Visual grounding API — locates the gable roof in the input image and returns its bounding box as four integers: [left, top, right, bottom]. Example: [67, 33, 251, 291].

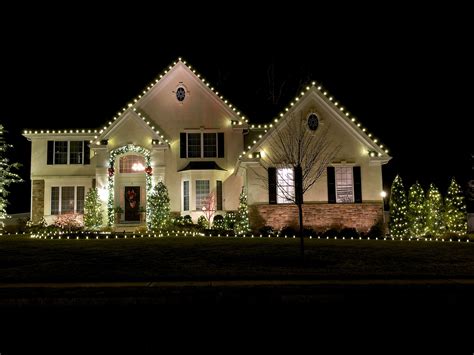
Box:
[93, 58, 250, 146]
[241, 83, 391, 164]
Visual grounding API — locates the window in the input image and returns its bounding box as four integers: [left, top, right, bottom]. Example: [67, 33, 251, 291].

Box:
[176, 87, 186, 102]
[54, 141, 68, 164]
[181, 133, 224, 158]
[183, 181, 189, 211]
[195, 180, 210, 210]
[69, 141, 83, 164]
[335, 167, 354, 203]
[119, 155, 145, 173]
[50, 186, 85, 215]
[277, 168, 294, 204]
[216, 180, 222, 210]
[203, 133, 217, 157]
[48, 140, 89, 165]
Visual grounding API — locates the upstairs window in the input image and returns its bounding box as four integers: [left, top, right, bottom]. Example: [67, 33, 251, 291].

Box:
[54, 141, 68, 164]
[47, 141, 90, 165]
[180, 132, 224, 158]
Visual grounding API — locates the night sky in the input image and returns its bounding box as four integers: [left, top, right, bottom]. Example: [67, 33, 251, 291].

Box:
[1, 6, 472, 213]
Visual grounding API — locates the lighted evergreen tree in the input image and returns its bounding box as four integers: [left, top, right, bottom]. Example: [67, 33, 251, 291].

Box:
[388, 175, 409, 238]
[0, 124, 22, 231]
[148, 181, 170, 230]
[407, 182, 425, 237]
[235, 190, 250, 235]
[444, 177, 467, 235]
[424, 183, 444, 237]
[83, 188, 103, 230]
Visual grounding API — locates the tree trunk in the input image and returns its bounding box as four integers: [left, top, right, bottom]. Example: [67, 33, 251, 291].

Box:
[298, 202, 304, 263]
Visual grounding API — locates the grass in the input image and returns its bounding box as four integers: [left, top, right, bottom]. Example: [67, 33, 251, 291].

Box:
[1, 235, 474, 282]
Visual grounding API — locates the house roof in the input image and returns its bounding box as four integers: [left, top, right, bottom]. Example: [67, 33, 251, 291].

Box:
[178, 161, 226, 172]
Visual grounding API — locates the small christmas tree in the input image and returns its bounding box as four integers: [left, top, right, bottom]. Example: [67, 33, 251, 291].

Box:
[84, 188, 103, 230]
[0, 124, 22, 231]
[148, 181, 170, 230]
[407, 182, 425, 237]
[444, 177, 467, 235]
[235, 190, 250, 235]
[388, 175, 409, 238]
[424, 183, 444, 237]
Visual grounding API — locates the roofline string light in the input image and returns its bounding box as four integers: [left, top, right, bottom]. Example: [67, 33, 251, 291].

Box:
[239, 82, 390, 160]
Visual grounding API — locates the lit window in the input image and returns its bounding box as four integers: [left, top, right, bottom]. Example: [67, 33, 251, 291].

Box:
[119, 155, 145, 173]
[335, 167, 354, 203]
[50, 186, 85, 215]
[277, 168, 294, 204]
[196, 180, 210, 210]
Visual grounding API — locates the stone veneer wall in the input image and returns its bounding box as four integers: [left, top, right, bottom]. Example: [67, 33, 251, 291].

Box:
[32, 180, 45, 223]
[250, 203, 383, 233]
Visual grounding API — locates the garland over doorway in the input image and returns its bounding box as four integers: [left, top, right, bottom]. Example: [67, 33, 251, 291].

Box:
[107, 144, 152, 227]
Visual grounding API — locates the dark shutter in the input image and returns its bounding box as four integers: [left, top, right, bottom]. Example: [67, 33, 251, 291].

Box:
[217, 133, 224, 158]
[47, 141, 54, 165]
[268, 167, 277, 204]
[83, 141, 90, 165]
[180, 133, 187, 158]
[353, 166, 362, 203]
[216, 180, 223, 210]
[327, 167, 336, 203]
[294, 165, 303, 205]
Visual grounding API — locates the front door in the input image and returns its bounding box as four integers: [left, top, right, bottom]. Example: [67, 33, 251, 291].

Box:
[124, 186, 140, 221]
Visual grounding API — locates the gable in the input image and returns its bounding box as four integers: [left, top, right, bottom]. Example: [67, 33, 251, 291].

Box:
[93, 59, 248, 147]
[243, 85, 391, 166]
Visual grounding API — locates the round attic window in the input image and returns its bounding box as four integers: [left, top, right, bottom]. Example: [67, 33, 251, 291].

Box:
[176, 87, 186, 102]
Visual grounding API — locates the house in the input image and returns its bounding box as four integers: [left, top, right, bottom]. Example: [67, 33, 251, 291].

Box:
[23, 58, 391, 232]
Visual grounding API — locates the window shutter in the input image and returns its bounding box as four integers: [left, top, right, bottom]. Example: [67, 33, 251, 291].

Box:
[294, 165, 303, 205]
[268, 167, 277, 204]
[353, 166, 362, 203]
[327, 167, 336, 203]
[83, 141, 90, 165]
[47, 141, 54, 165]
[217, 133, 224, 158]
[180, 133, 187, 158]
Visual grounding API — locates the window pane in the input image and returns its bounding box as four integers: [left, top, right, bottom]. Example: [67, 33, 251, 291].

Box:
[195, 180, 210, 210]
[61, 186, 75, 214]
[203, 133, 217, 158]
[183, 181, 189, 211]
[76, 186, 85, 213]
[335, 167, 354, 203]
[54, 141, 68, 164]
[216, 180, 222, 210]
[119, 155, 145, 173]
[69, 141, 83, 164]
[277, 168, 294, 204]
[187, 133, 201, 158]
[51, 187, 59, 215]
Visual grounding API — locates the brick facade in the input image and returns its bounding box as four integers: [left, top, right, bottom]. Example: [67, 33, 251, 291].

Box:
[250, 203, 383, 233]
[32, 180, 45, 223]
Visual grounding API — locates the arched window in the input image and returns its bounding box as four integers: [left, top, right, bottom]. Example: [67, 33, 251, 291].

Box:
[119, 155, 145, 173]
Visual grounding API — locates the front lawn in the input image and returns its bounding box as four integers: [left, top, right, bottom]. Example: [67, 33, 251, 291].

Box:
[1, 235, 473, 282]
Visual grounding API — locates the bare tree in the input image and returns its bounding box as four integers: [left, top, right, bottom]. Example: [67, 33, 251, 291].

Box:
[253, 114, 340, 260]
[201, 192, 216, 229]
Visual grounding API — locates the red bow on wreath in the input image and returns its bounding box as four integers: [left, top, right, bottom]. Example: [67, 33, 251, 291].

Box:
[108, 167, 115, 177]
[145, 166, 153, 175]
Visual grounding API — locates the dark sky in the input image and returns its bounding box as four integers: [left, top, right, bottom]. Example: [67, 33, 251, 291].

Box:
[1, 5, 472, 213]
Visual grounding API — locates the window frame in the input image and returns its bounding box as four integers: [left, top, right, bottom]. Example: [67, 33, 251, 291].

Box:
[276, 167, 295, 204]
[195, 180, 210, 211]
[51, 141, 86, 165]
[335, 166, 355, 203]
[50, 185, 86, 215]
[183, 132, 222, 158]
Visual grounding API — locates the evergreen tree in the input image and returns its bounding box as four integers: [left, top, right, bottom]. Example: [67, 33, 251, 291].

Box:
[444, 178, 467, 235]
[83, 188, 103, 230]
[235, 191, 250, 235]
[0, 125, 22, 231]
[407, 182, 425, 237]
[148, 181, 170, 230]
[424, 184, 444, 237]
[388, 175, 409, 238]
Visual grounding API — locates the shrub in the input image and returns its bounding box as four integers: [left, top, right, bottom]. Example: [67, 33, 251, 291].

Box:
[53, 213, 83, 231]
[258, 225, 276, 236]
[322, 228, 340, 238]
[340, 227, 359, 239]
[224, 211, 237, 230]
[197, 215, 208, 229]
[213, 215, 225, 230]
[183, 215, 193, 225]
[367, 220, 385, 239]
